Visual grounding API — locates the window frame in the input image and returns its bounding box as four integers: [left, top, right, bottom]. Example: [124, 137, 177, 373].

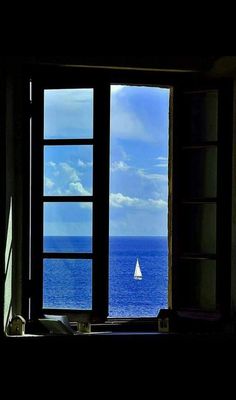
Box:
[28, 67, 174, 324]
[25, 66, 233, 330]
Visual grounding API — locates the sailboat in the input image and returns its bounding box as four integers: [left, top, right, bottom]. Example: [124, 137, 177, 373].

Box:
[134, 258, 142, 280]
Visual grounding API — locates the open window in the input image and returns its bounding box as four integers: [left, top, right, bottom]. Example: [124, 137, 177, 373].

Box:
[26, 67, 232, 330]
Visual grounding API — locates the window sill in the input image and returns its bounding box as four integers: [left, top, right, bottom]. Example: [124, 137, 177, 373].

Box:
[4, 331, 236, 341]
[5, 310, 227, 337]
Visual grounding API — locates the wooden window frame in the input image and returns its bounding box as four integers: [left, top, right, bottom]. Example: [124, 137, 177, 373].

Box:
[27, 67, 174, 325]
[172, 81, 233, 319]
[23, 65, 233, 331]
[30, 71, 111, 322]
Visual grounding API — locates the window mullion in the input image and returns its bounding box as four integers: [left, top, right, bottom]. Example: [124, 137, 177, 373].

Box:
[43, 196, 93, 202]
[43, 253, 93, 259]
[92, 83, 110, 322]
[44, 139, 94, 146]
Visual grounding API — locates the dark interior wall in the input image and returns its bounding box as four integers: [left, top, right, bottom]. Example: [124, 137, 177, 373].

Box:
[3, 65, 19, 332]
[231, 80, 236, 315]
[2, 55, 223, 72]
[0, 63, 5, 334]
[4, 68, 14, 332]
[2, 62, 28, 333]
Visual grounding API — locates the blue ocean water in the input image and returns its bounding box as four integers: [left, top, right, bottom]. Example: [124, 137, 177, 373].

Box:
[43, 236, 168, 317]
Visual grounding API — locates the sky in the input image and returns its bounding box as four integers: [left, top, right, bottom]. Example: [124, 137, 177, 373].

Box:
[43, 86, 170, 237]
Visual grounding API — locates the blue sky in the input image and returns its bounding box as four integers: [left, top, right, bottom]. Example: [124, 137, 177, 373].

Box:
[110, 85, 169, 236]
[44, 86, 169, 236]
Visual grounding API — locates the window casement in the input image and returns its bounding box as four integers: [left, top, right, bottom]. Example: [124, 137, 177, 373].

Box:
[171, 81, 233, 318]
[29, 71, 110, 322]
[26, 67, 233, 329]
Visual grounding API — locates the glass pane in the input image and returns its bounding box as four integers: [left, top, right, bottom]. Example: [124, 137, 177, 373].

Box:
[109, 85, 170, 317]
[181, 148, 217, 198]
[44, 203, 92, 253]
[184, 91, 218, 143]
[44, 89, 93, 139]
[43, 259, 92, 310]
[178, 260, 216, 310]
[44, 146, 93, 196]
[181, 204, 216, 254]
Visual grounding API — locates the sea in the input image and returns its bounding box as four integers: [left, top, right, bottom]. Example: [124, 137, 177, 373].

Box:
[43, 236, 168, 318]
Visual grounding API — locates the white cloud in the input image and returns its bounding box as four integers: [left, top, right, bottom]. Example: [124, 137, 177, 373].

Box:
[45, 177, 55, 189]
[156, 156, 168, 161]
[78, 159, 93, 168]
[45, 161, 91, 196]
[110, 193, 140, 208]
[148, 199, 167, 208]
[47, 161, 57, 168]
[78, 159, 86, 167]
[110, 89, 153, 142]
[45, 89, 93, 108]
[44, 89, 93, 138]
[111, 85, 124, 94]
[120, 148, 130, 161]
[137, 169, 168, 182]
[59, 162, 80, 182]
[110, 192, 167, 209]
[110, 86, 170, 143]
[68, 182, 90, 196]
[111, 109, 151, 141]
[111, 161, 130, 172]
[155, 163, 168, 168]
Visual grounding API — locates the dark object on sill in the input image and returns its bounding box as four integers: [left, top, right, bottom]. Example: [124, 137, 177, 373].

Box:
[157, 309, 175, 333]
[25, 318, 48, 335]
[157, 308, 223, 334]
[174, 309, 223, 333]
[93, 319, 158, 333]
[38, 316, 75, 335]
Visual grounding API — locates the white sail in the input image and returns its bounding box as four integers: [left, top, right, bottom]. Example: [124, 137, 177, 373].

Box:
[134, 258, 142, 280]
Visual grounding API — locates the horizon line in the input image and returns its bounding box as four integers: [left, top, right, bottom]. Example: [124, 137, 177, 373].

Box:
[44, 235, 168, 237]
